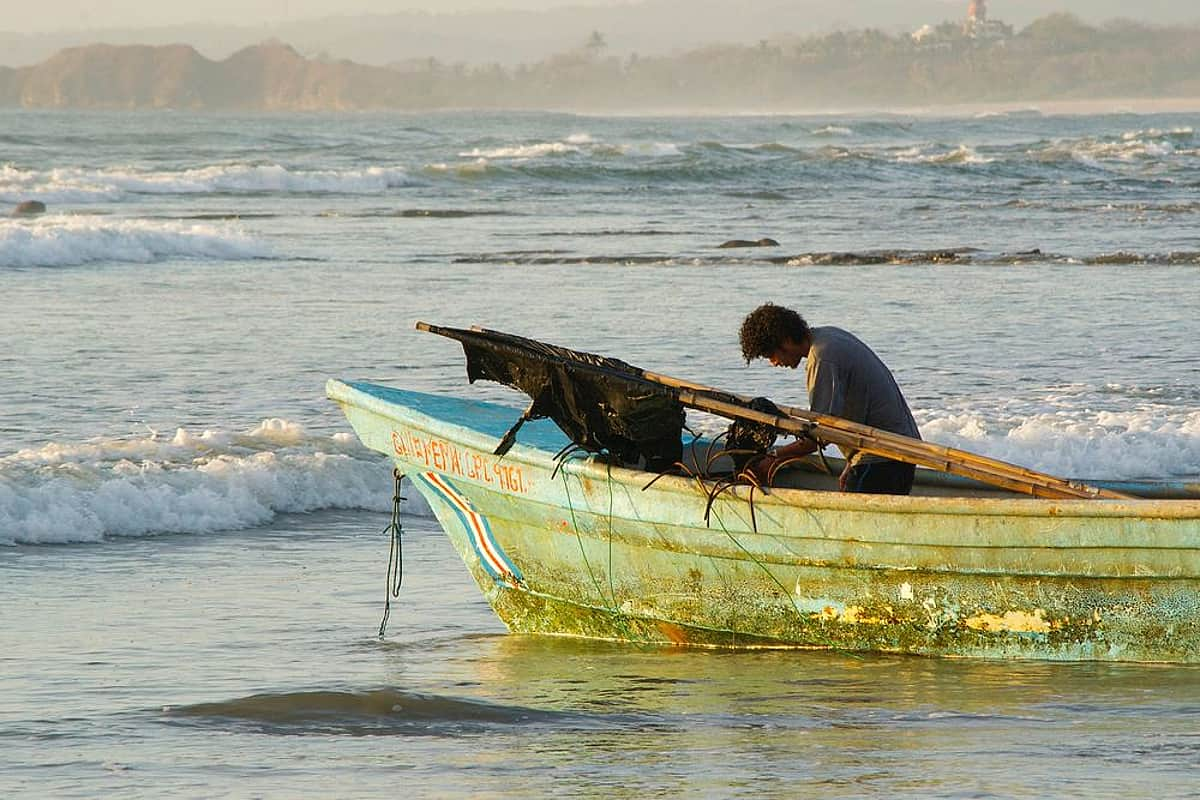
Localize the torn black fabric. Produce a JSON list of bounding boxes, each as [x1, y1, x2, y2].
[[452, 328, 684, 471]]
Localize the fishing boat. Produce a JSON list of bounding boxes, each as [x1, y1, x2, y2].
[[327, 324, 1200, 663]]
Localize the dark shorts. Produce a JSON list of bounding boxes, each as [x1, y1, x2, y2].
[[841, 460, 915, 495]]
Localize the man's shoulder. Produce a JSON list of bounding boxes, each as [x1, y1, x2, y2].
[[810, 326, 863, 352]]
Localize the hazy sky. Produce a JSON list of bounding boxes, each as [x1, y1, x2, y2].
[[0, 0, 1190, 35], [1, 0, 637, 32]]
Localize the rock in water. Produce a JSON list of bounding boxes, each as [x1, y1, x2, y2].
[[718, 237, 779, 248], [13, 200, 47, 216]]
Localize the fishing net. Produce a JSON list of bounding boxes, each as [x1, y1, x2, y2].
[[723, 396, 783, 470]]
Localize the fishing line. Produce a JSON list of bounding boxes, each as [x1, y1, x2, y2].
[[606, 459, 616, 609], [558, 454, 640, 641], [558, 453, 618, 610], [708, 503, 805, 622]]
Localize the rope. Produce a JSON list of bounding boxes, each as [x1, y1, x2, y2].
[[558, 453, 614, 608], [638, 444, 806, 628], [707, 503, 806, 622], [558, 453, 637, 640], [606, 459, 616, 609], [557, 442, 803, 641], [377, 469, 406, 639]]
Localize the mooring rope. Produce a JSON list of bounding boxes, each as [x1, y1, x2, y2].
[[377, 469, 406, 639]]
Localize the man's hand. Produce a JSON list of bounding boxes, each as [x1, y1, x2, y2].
[[747, 452, 779, 483], [748, 436, 821, 483]]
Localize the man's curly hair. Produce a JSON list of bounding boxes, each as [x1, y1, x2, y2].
[[739, 303, 810, 363]]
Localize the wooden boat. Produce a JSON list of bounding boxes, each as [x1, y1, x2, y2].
[[327, 326, 1200, 663]]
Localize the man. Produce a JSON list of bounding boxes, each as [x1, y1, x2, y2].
[[738, 303, 920, 495]]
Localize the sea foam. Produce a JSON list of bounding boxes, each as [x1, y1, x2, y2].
[[0, 163, 417, 203], [459, 142, 583, 159], [812, 125, 853, 137], [0, 216, 272, 267], [895, 144, 993, 165], [0, 420, 429, 546], [454, 138, 681, 162], [916, 407, 1200, 481]]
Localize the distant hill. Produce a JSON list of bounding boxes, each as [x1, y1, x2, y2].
[[2, 17, 1199, 112], [0, 42, 413, 110]]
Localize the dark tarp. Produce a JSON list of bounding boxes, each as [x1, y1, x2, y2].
[[439, 326, 685, 471]]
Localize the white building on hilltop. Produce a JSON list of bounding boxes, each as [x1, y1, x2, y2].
[[964, 0, 1012, 41], [912, 1, 1012, 47]]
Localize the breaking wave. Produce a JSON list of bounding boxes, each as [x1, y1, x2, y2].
[[460, 141, 584, 159], [0, 163, 418, 203], [916, 406, 1200, 481], [454, 136, 683, 162], [1, 132, 1175, 196], [416, 135, 1199, 186], [5, 127, 1196, 204], [0, 216, 273, 267], [895, 144, 993, 165], [0, 419, 429, 546]]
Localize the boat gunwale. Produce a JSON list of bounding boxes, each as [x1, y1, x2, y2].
[[327, 378, 1200, 522]]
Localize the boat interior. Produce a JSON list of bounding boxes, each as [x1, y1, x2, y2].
[[678, 439, 1030, 499], [676, 437, 1197, 501]]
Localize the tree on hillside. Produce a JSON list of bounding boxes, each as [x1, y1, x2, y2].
[[585, 31, 607, 58], [1021, 13, 1097, 51]]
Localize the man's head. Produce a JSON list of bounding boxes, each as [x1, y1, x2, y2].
[[739, 303, 810, 368]]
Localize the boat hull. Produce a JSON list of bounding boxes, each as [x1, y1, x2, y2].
[[329, 379, 1200, 662]]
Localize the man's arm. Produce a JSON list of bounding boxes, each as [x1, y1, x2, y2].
[[751, 357, 843, 481], [749, 435, 819, 481]]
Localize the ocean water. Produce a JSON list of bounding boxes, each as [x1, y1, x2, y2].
[[2, 107, 1199, 797]]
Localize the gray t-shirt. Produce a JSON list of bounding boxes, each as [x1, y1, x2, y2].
[[805, 326, 921, 464]]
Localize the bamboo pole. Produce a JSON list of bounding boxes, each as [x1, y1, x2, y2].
[[419, 322, 1132, 500]]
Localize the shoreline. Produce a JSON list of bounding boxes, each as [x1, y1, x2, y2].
[[4, 96, 1199, 118]]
